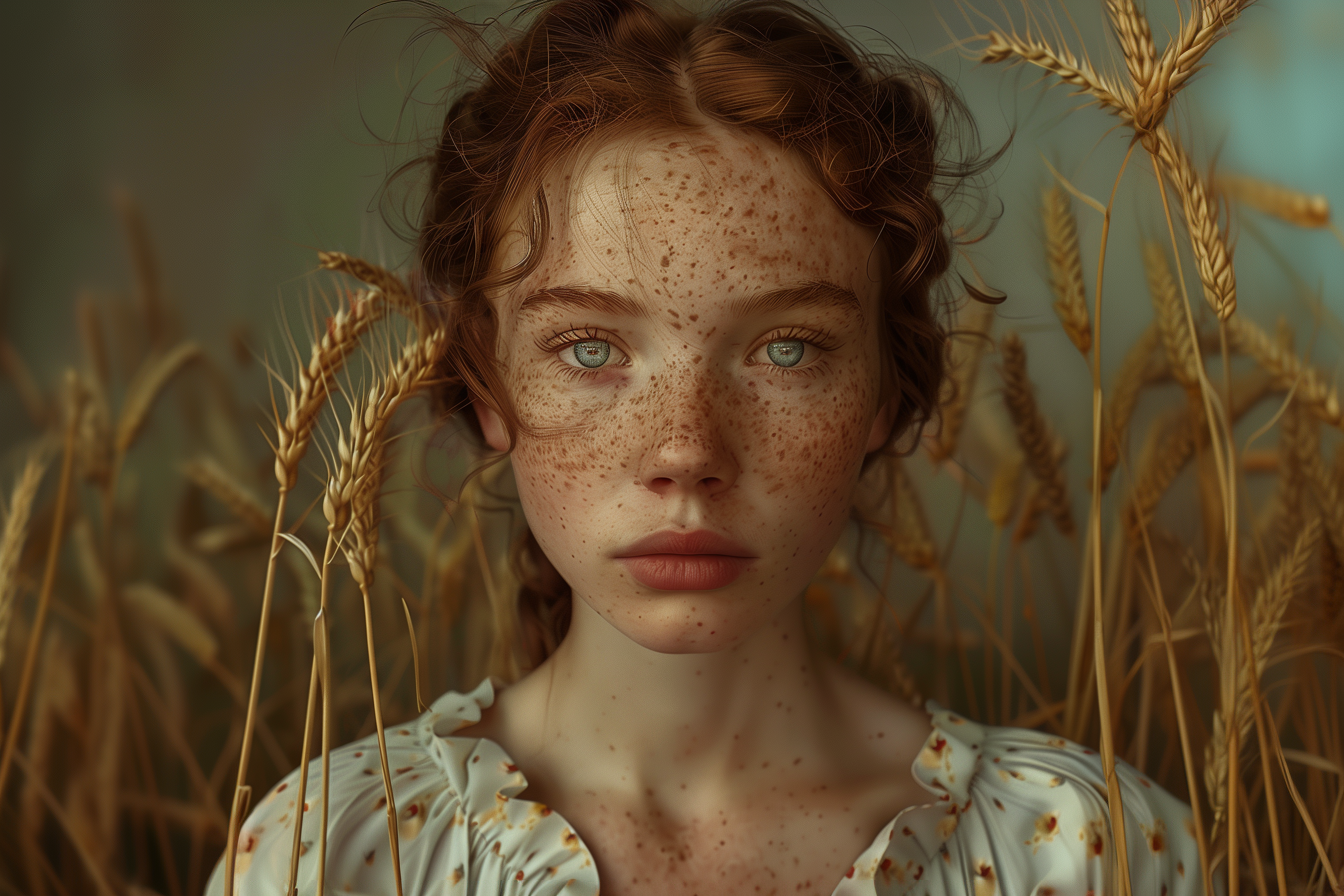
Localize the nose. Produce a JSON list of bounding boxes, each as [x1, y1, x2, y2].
[[637, 374, 740, 498]]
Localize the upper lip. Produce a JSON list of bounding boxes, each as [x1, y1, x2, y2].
[[615, 530, 755, 558]]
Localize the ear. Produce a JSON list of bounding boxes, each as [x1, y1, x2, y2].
[[473, 398, 511, 453], [865, 397, 897, 454]]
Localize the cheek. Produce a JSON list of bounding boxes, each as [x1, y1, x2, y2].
[[741, 362, 878, 503]]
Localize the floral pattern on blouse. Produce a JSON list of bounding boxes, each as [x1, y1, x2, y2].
[[207, 681, 1208, 895]]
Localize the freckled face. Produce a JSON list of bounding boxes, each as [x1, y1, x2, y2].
[[480, 127, 891, 653]]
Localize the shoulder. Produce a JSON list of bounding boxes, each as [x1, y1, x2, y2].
[[865, 706, 1208, 896], [205, 680, 599, 896]]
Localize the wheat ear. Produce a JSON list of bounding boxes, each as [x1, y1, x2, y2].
[[1000, 331, 1074, 536], [1106, 0, 1156, 89], [1229, 313, 1342, 429], [318, 252, 426, 329], [1204, 517, 1318, 833], [322, 328, 445, 896], [182, 456, 273, 537], [0, 378, 80, 803], [0, 449, 50, 672], [1097, 323, 1162, 492], [930, 300, 994, 462], [1218, 173, 1331, 229], [223, 285, 386, 896], [977, 30, 1136, 120], [1144, 241, 1202, 392], [1043, 185, 1092, 356], [1145, 0, 1258, 126]]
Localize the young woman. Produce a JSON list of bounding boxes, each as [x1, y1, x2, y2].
[[210, 0, 1206, 892]]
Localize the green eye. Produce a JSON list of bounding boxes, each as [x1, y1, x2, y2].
[[765, 339, 805, 368], [571, 340, 611, 368]]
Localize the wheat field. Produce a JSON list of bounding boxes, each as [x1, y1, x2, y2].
[[1, 0, 1342, 893]]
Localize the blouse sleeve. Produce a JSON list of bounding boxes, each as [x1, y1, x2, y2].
[[204, 681, 598, 896], [870, 705, 1210, 896]]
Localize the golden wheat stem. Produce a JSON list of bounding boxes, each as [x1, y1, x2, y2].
[[9, 750, 117, 896], [0, 382, 79, 803], [221, 488, 290, 896], [0, 449, 50, 676], [287, 658, 320, 891], [1131, 501, 1214, 893], [1239, 522, 1314, 896], [359, 578, 405, 896], [1150, 141, 1244, 893], [287, 531, 338, 893], [1083, 140, 1139, 896], [931, 301, 995, 463]]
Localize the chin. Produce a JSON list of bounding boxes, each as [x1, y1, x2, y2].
[[590, 593, 774, 655]]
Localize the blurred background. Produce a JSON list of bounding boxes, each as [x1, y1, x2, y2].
[[1, 0, 1342, 890], [2, 0, 1342, 522]]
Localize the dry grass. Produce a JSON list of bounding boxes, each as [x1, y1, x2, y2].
[[0, 0, 1341, 893]]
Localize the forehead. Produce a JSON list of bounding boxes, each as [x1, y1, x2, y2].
[[494, 127, 880, 311]]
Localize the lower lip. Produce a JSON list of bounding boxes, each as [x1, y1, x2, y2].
[[618, 555, 753, 591]]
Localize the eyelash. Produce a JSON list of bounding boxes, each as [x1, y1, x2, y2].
[[536, 325, 840, 377], [538, 327, 628, 379], [747, 326, 839, 375]]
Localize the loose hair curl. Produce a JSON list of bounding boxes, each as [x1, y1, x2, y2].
[[403, 0, 1000, 670]]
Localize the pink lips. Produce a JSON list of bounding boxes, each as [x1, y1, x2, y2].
[[614, 530, 756, 591]]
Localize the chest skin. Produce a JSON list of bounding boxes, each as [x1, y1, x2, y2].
[[521, 769, 930, 896]]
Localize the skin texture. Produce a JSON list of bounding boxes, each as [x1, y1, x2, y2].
[[466, 126, 932, 895]]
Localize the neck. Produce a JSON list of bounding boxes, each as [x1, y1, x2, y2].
[[500, 594, 843, 814]]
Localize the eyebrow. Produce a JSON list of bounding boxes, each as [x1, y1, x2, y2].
[[517, 281, 862, 319]]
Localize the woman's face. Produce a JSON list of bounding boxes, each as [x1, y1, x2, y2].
[[479, 127, 892, 654]]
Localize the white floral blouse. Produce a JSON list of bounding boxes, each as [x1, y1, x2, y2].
[[207, 679, 1207, 895]]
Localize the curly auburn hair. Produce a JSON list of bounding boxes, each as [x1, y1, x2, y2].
[[403, 0, 1000, 670]]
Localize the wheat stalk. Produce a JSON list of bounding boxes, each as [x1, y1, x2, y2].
[[1144, 127, 1237, 319], [886, 457, 938, 571], [1043, 185, 1092, 356], [977, 29, 1136, 121], [74, 373, 113, 487], [318, 252, 426, 330], [1097, 322, 1163, 491], [1229, 313, 1342, 429], [224, 281, 387, 896], [930, 300, 995, 462], [1144, 0, 1258, 129], [1000, 331, 1074, 536], [1218, 173, 1331, 229], [1144, 241, 1202, 392], [274, 288, 387, 490], [181, 456, 273, 537], [1106, 0, 1156, 89], [315, 327, 444, 896], [1126, 373, 1269, 539], [0, 449, 50, 673], [0, 381, 80, 810], [1204, 517, 1318, 834], [115, 341, 201, 456]]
